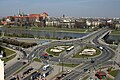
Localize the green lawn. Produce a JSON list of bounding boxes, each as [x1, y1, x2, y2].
[[58, 63, 79, 67], [31, 27, 89, 33], [1, 54, 16, 62], [6, 26, 28, 30], [109, 70, 120, 77], [6, 26, 93, 33], [33, 58, 41, 63], [0, 47, 15, 57], [105, 77, 113, 80], [46, 47, 62, 56], [111, 30, 120, 35], [46, 45, 71, 57], [72, 46, 101, 58], [82, 75, 89, 80]]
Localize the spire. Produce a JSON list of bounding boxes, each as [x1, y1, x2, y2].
[[22, 12, 24, 16], [18, 9, 21, 16]]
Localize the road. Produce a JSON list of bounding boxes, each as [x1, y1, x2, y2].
[[62, 29, 115, 80], [4, 61, 24, 79], [3, 28, 115, 79]]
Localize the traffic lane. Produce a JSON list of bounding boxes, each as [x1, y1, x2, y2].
[[49, 47, 108, 64], [63, 61, 115, 80], [49, 57, 90, 64], [27, 42, 66, 60], [63, 38, 115, 79], [63, 63, 91, 80], [5, 61, 24, 78], [23, 71, 41, 80]]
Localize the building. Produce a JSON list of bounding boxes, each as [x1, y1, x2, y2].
[[115, 23, 120, 30], [92, 20, 100, 27], [86, 20, 92, 26], [46, 17, 60, 27], [0, 59, 4, 80], [4, 11, 48, 27], [0, 50, 3, 58], [75, 20, 86, 28]]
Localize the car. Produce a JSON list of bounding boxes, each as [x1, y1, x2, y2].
[[99, 46, 103, 50], [84, 69, 88, 72], [61, 73, 67, 77], [10, 77, 16, 80], [17, 58, 20, 60], [4, 63, 6, 66], [31, 72, 41, 79], [56, 76, 62, 79], [49, 55, 53, 57], [28, 67, 34, 72], [23, 62, 26, 65], [90, 77, 94, 80]]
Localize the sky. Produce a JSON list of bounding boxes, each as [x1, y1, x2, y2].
[[0, 0, 120, 17]]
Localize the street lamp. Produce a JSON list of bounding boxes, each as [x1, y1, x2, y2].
[[62, 58, 64, 72], [59, 58, 64, 72]]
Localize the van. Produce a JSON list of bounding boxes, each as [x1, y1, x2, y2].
[[42, 64, 50, 71]]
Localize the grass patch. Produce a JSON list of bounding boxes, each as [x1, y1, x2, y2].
[[72, 46, 101, 58], [1, 54, 16, 62], [33, 58, 41, 63], [105, 77, 113, 80], [6, 26, 93, 33], [111, 30, 120, 35], [6, 26, 29, 30], [58, 63, 79, 67], [0, 46, 15, 56], [32, 27, 88, 33], [82, 75, 89, 80], [109, 46, 117, 50], [46, 48, 62, 56], [46, 45, 71, 56], [109, 70, 120, 77]]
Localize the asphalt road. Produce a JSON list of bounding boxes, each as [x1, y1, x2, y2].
[[3, 28, 114, 79], [4, 61, 24, 79], [62, 30, 115, 80]]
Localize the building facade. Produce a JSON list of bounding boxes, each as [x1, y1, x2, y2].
[[0, 59, 4, 80]]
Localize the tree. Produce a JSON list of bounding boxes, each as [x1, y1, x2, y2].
[[2, 17, 6, 21]]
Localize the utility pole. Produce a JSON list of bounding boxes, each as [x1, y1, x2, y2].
[[62, 58, 64, 72]]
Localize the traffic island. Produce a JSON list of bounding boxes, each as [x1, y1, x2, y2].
[[33, 57, 41, 63], [1, 54, 16, 62], [72, 46, 101, 58], [0, 46, 16, 62], [46, 45, 73, 57], [108, 70, 120, 77]]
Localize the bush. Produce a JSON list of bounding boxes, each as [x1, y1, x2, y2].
[[1, 38, 37, 48]]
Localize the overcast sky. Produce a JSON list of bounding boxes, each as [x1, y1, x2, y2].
[[0, 0, 120, 17]]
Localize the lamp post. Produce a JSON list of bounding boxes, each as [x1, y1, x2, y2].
[[62, 58, 64, 72], [59, 58, 64, 73]]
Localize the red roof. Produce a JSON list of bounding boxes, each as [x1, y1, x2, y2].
[[96, 71, 106, 76], [42, 53, 48, 56], [29, 14, 41, 17], [5, 12, 48, 19]]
